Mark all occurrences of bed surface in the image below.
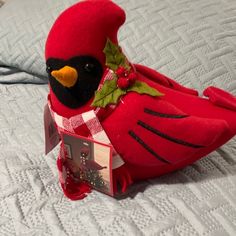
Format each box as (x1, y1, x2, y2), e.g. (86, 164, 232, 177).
(0, 0, 236, 235)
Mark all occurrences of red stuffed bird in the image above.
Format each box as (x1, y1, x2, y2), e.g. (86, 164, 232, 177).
(45, 0, 236, 200)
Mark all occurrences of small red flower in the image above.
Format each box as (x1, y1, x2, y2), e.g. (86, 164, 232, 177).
(117, 77, 130, 90)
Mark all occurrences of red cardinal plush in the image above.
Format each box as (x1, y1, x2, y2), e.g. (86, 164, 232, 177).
(45, 0, 236, 200)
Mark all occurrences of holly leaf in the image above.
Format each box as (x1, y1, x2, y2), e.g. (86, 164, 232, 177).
(128, 81, 164, 97)
(103, 39, 129, 71)
(92, 79, 126, 108)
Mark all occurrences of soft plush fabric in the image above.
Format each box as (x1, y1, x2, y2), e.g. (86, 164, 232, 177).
(0, 0, 236, 234)
(45, 0, 125, 67)
(45, 0, 236, 197)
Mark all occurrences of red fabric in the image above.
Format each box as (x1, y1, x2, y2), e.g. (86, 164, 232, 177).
(135, 64, 199, 96)
(45, 0, 125, 68)
(113, 164, 133, 193)
(45, 0, 236, 195)
(57, 156, 91, 201)
(52, 63, 236, 187)
(102, 65, 236, 180)
(203, 86, 236, 111)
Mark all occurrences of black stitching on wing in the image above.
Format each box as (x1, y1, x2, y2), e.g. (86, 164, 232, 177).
(138, 121, 205, 148)
(144, 108, 189, 119)
(128, 130, 171, 164)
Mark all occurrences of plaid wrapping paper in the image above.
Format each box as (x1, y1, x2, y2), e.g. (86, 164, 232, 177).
(48, 68, 125, 170)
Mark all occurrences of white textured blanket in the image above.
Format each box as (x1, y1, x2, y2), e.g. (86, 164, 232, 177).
(0, 0, 236, 235)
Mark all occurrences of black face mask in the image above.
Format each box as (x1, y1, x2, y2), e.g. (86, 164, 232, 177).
(46, 56, 103, 108)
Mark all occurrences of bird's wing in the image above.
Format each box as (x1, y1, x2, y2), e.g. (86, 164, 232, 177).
(134, 64, 199, 96)
(135, 64, 236, 111)
(103, 91, 229, 168)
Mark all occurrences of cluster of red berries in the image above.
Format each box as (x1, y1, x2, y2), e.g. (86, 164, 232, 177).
(116, 66, 137, 90)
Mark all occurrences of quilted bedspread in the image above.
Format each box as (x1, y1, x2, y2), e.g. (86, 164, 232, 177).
(0, 0, 236, 235)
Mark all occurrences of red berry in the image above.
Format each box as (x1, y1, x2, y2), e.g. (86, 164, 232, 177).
(128, 72, 137, 85)
(117, 77, 129, 90)
(116, 66, 126, 77)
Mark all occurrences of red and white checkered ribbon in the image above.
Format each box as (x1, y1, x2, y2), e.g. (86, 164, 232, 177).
(48, 69, 124, 169)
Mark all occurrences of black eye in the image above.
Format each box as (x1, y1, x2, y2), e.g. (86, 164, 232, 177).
(84, 63, 95, 73)
(46, 66, 52, 74)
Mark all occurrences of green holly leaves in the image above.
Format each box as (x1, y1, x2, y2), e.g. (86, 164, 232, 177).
(92, 78, 163, 108)
(103, 39, 130, 71)
(91, 38, 164, 108)
(128, 81, 164, 97)
(92, 79, 126, 108)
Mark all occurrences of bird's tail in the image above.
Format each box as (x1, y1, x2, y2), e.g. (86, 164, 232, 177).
(203, 86, 236, 111)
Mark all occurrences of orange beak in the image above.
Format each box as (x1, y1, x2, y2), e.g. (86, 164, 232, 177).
(51, 66, 78, 88)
